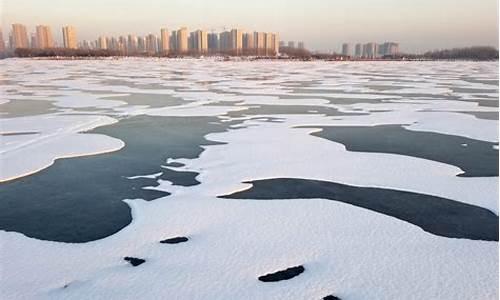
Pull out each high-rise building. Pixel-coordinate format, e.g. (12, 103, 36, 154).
(199, 30, 208, 53)
(219, 31, 231, 52)
(243, 32, 255, 50)
(230, 29, 243, 54)
(207, 32, 219, 52)
(297, 42, 305, 50)
(264, 32, 273, 55)
(160, 28, 169, 54)
(8, 34, 13, 50)
(354, 43, 362, 57)
(388, 42, 399, 55)
(279, 41, 285, 48)
(188, 33, 194, 50)
(108, 37, 119, 51)
(363, 42, 376, 58)
(137, 36, 146, 52)
(288, 41, 295, 48)
(254, 32, 266, 55)
(62, 26, 77, 49)
(189, 30, 208, 54)
(127, 35, 137, 53)
(0, 28, 5, 53)
(170, 31, 177, 52)
(342, 43, 351, 56)
(118, 36, 128, 52)
(11, 23, 29, 49)
(272, 33, 279, 56)
(379, 42, 399, 56)
(145, 34, 158, 54)
(36, 25, 54, 48)
(80, 40, 91, 49)
(30, 33, 37, 48)
(177, 27, 188, 53)
(97, 36, 107, 50)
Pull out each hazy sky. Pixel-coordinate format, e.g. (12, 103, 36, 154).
(2, 0, 498, 52)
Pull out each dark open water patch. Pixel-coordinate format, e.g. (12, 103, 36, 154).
(458, 111, 499, 121)
(220, 178, 499, 241)
(323, 295, 341, 300)
(451, 87, 498, 94)
(291, 88, 460, 101)
(258, 265, 305, 282)
(124, 257, 146, 267)
(0, 131, 40, 136)
(160, 236, 189, 244)
(468, 99, 499, 108)
(207, 88, 384, 105)
(98, 79, 176, 91)
(419, 109, 499, 121)
(225, 104, 367, 118)
(460, 77, 499, 86)
(0, 99, 57, 117)
(0, 116, 229, 243)
(301, 125, 498, 177)
(365, 84, 411, 91)
(103, 93, 189, 108)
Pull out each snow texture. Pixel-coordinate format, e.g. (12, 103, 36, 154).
(0, 58, 498, 300)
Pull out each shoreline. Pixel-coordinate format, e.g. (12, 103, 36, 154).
(1, 56, 498, 62)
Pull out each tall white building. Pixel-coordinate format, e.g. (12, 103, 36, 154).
(354, 43, 362, 57)
(97, 36, 107, 50)
(191, 30, 208, 54)
(219, 31, 231, 52)
(11, 23, 29, 49)
(342, 43, 351, 56)
(177, 27, 188, 53)
(254, 32, 266, 55)
(230, 29, 243, 54)
(36, 25, 54, 48)
(243, 32, 255, 50)
(127, 35, 137, 53)
(145, 34, 158, 54)
(362, 42, 376, 58)
(62, 26, 77, 49)
(160, 28, 169, 54)
(0, 28, 5, 53)
(207, 32, 219, 52)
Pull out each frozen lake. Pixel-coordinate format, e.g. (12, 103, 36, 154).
(0, 58, 498, 300)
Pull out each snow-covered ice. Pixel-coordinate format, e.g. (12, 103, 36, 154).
(0, 114, 124, 182)
(0, 58, 498, 300)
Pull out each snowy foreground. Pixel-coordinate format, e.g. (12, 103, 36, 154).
(0, 59, 498, 299)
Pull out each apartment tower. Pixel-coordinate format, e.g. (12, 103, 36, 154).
(177, 27, 188, 53)
(11, 23, 29, 49)
(36, 25, 54, 48)
(160, 28, 169, 54)
(62, 26, 77, 49)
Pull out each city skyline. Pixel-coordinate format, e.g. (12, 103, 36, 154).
(4, 23, 284, 56)
(2, 0, 498, 53)
(5, 22, 405, 58)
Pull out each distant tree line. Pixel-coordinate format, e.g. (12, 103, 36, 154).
(14, 48, 124, 58)
(12, 47, 280, 59)
(278, 46, 312, 59)
(7, 46, 499, 61)
(420, 46, 499, 60)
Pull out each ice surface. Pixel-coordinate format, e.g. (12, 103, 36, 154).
(0, 58, 498, 300)
(0, 114, 124, 182)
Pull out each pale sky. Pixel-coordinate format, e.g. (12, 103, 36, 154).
(1, 0, 498, 53)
